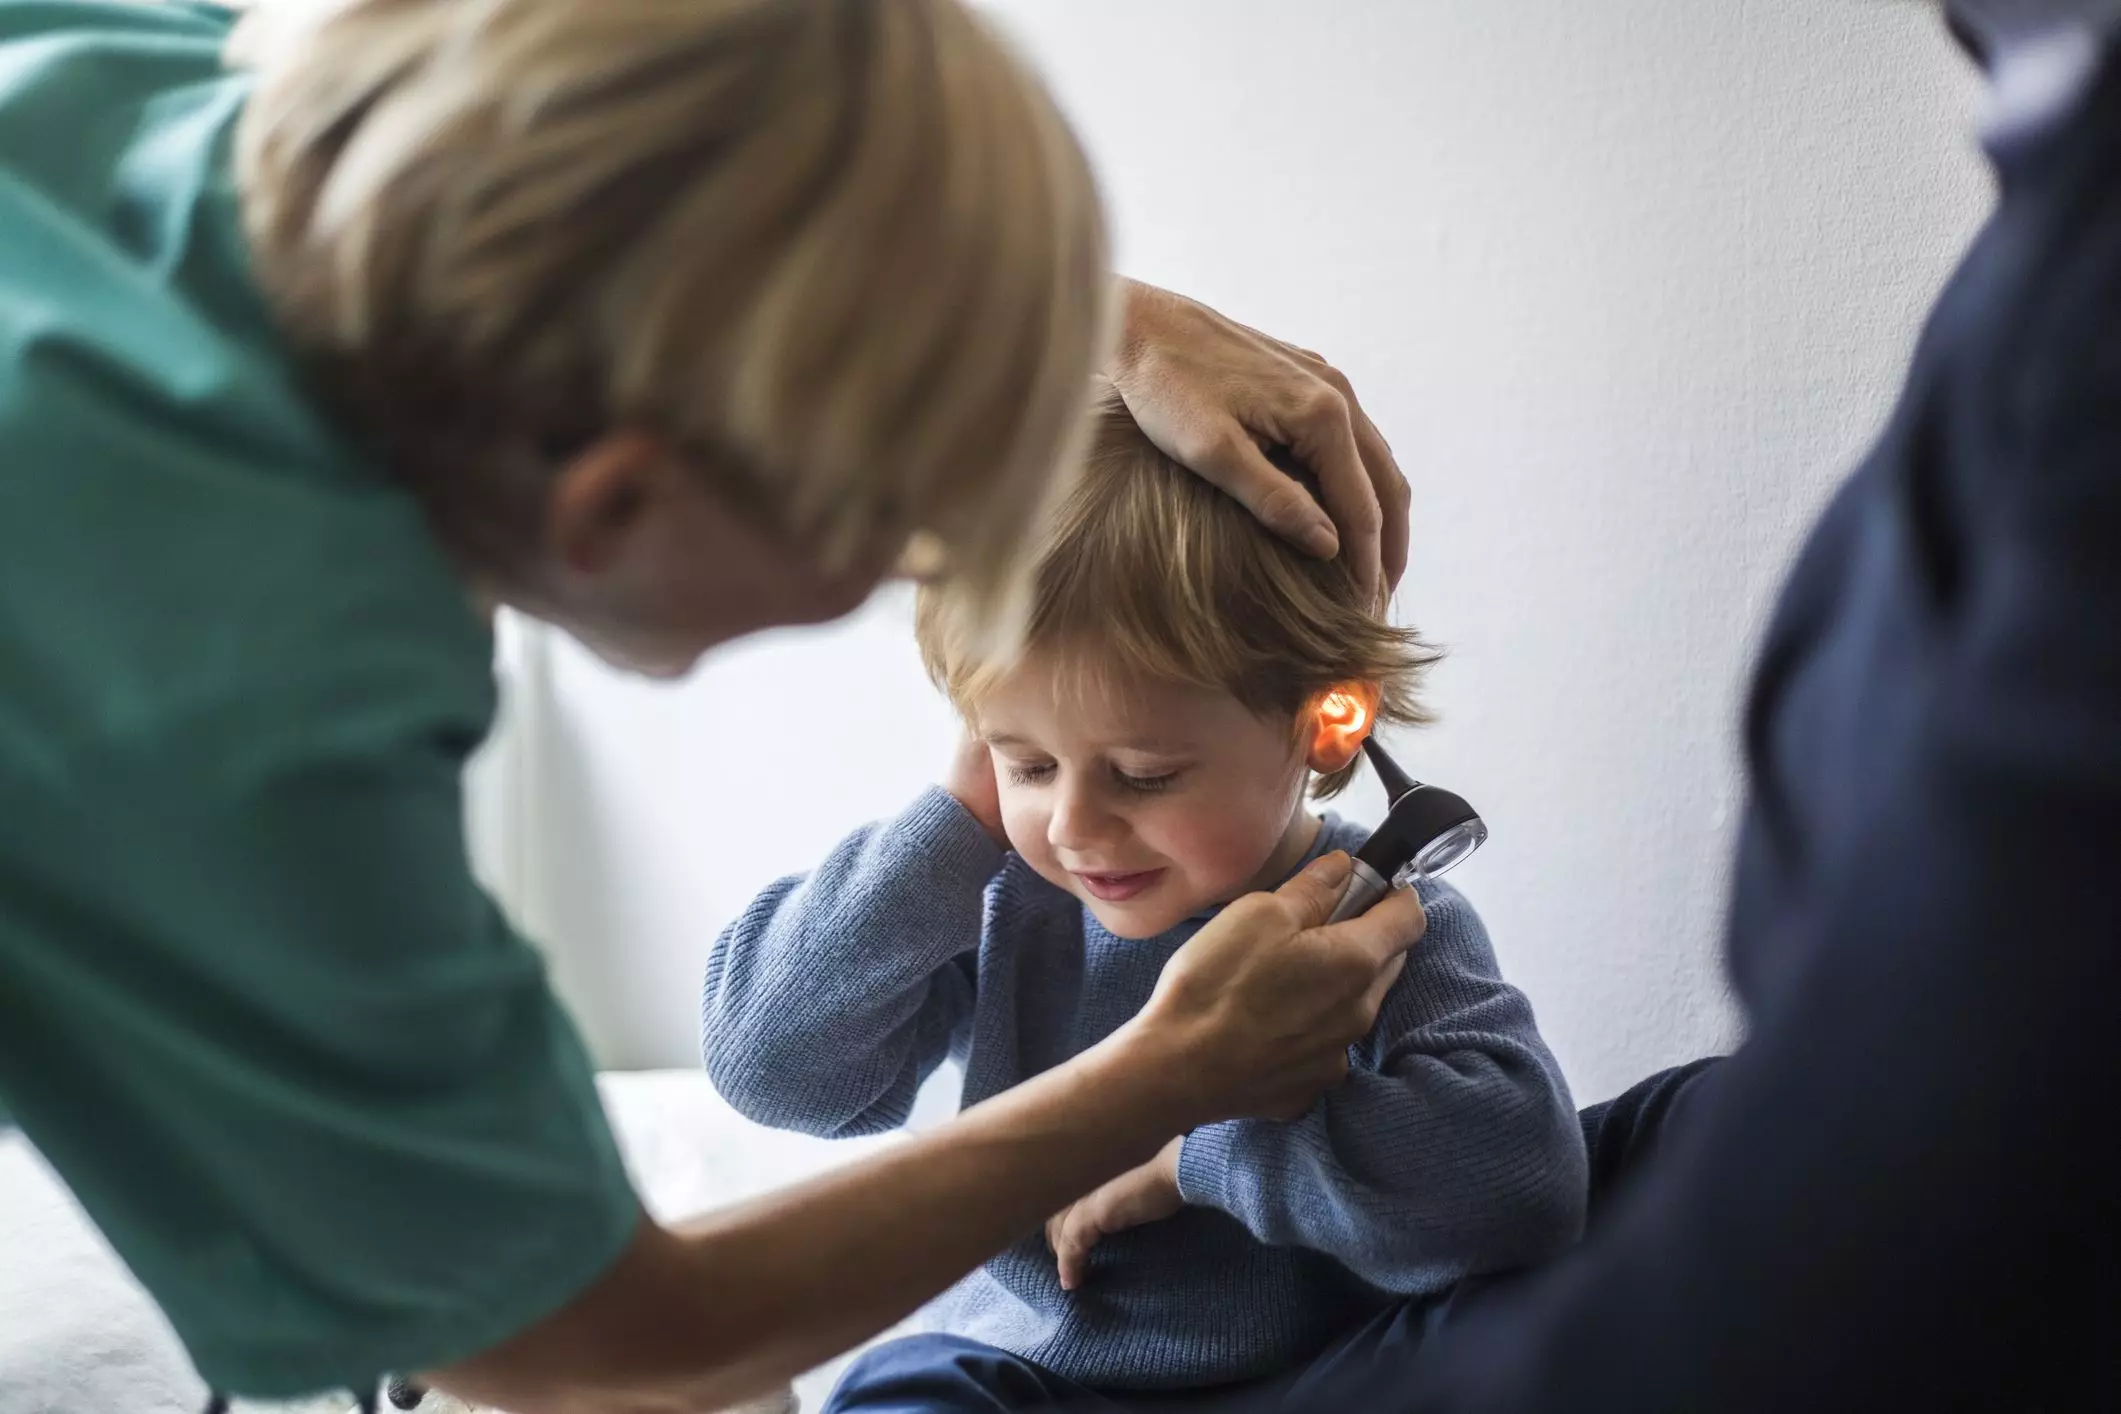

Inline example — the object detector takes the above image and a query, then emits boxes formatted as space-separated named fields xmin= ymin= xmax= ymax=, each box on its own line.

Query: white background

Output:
xmin=473 ymin=0 xmax=1995 ymax=1107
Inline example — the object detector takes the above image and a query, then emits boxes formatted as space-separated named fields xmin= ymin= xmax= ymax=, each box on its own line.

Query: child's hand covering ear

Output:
xmin=1045 ymin=1137 xmax=1187 ymax=1290
xmin=942 ymin=732 xmax=1008 ymax=847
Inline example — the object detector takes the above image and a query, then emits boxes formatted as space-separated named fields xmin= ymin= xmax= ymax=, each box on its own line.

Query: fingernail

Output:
xmin=1306 ymin=851 xmax=1351 ymax=884
xmin=1301 ymin=520 xmax=1340 ymax=557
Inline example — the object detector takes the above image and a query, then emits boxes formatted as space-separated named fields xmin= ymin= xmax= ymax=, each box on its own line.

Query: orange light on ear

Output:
xmin=1309 ymin=687 xmax=1377 ymax=774
xmin=1320 ymin=690 xmax=1369 ymax=735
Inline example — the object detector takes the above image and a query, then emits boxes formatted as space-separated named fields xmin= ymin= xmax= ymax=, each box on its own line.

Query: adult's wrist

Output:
xmin=1070 ymin=1012 xmax=1209 ymax=1149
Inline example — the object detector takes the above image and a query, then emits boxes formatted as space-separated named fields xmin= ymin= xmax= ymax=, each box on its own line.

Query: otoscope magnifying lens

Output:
xmin=1408 ymin=818 xmax=1488 ymax=882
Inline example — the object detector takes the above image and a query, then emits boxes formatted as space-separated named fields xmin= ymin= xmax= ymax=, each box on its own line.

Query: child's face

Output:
xmin=975 ymin=653 xmax=1319 ymax=938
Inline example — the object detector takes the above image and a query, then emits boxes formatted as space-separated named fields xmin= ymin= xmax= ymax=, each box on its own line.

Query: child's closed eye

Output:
xmin=999 ymin=759 xmax=1184 ymax=793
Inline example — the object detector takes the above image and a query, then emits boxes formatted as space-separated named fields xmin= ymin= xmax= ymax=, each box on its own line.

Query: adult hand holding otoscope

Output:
xmin=944 ymin=730 xmax=1447 ymax=1112
xmin=1121 ymin=734 xmax=1483 ymax=1106
xmin=1134 ymin=843 xmax=1432 ymax=1115
xmin=1327 ymin=735 xmax=1488 ymax=921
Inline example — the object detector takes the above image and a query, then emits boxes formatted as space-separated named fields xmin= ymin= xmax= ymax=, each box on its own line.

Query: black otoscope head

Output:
xmin=1362 ymin=734 xmax=1418 ymax=803
xmin=1352 ymin=737 xmax=1488 ymax=885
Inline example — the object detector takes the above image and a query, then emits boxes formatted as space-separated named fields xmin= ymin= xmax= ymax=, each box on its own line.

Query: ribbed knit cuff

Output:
xmin=1175 ymin=1122 xmax=1242 ymax=1215
xmin=898 ymin=786 xmax=1009 ymax=888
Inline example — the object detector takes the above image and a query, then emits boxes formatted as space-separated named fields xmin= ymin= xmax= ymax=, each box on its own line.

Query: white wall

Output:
xmin=482 ymin=2 xmax=1993 ymax=1105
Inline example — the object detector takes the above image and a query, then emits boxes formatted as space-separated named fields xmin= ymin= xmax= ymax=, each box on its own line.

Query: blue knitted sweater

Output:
xmin=701 ymin=789 xmax=1586 ymax=1390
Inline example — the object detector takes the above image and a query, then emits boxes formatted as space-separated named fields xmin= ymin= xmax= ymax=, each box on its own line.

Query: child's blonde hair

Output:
xmin=918 ymin=383 xmax=1437 ymax=799
xmin=229 ymin=0 xmax=1108 ymax=614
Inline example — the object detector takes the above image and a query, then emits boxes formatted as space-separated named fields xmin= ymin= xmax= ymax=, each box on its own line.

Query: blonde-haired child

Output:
xmin=703 ymin=387 xmax=1586 ymax=1410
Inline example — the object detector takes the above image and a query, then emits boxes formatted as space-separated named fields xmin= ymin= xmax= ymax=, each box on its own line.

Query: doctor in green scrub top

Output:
xmin=0 ymin=2 xmax=1421 ymax=1409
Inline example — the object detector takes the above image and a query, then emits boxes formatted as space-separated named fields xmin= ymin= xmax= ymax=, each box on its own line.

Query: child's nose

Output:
xmin=1047 ymin=780 xmax=1121 ymax=852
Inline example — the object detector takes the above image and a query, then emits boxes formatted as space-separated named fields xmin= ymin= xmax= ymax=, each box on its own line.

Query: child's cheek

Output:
xmin=998 ymin=791 xmax=1054 ymax=868
xmin=1148 ymin=802 xmax=1288 ymax=896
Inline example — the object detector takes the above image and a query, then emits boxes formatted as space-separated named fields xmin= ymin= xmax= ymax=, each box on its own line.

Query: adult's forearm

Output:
xmin=431 ymin=1026 xmax=1191 ymax=1414
xmin=437 ymin=851 xmax=1423 ymax=1412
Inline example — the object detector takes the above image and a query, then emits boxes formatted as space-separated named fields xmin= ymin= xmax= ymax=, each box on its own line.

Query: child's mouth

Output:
xmin=1073 ymin=868 xmax=1166 ymax=902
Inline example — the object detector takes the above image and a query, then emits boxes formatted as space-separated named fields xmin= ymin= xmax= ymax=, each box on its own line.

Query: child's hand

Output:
xmin=1045 ymin=1137 xmax=1186 ymax=1290
xmin=943 ymin=731 xmax=1008 ymax=847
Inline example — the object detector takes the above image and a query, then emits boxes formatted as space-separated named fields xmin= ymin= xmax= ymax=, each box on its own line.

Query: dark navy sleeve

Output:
xmin=1368 ymin=17 xmax=2121 ymax=1414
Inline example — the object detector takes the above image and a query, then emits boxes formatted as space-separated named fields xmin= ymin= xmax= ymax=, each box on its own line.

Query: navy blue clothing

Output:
xmin=822 ymin=1292 xmax=1487 ymax=1414
xmin=1573 ymin=1058 xmax=1723 ymax=1229
xmin=1297 ymin=8 xmax=2121 ymax=1412
xmin=822 ymin=1335 xmax=1243 ymax=1414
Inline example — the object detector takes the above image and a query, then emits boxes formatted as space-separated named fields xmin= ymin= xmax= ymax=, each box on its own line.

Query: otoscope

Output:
xmin=1325 ymin=736 xmax=1488 ymax=923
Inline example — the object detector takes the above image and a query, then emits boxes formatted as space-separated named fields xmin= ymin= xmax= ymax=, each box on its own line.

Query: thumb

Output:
xmin=1273 ymin=850 xmax=1354 ymax=929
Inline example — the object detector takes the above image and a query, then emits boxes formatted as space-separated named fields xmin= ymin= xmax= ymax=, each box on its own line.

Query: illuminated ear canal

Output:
xmin=1309 ymin=686 xmax=1378 ymax=773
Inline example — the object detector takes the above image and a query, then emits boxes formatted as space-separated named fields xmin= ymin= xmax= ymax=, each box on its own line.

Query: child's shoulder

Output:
xmin=1316 ymin=812 xmax=1374 ymax=860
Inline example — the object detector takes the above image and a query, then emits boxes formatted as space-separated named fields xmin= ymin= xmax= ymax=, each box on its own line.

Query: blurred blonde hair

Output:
xmin=918 ymin=383 xmax=1437 ymax=799
xmin=228 ymin=0 xmax=1109 ymax=617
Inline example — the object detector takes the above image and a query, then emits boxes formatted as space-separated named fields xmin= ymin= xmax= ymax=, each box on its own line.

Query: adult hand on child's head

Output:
xmin=942 ymin=731 xmax=1008 ymax=847
xmin=1046 ymin=1137 xmax=1185 ymax=1291
xmin=1130 ymin=851 xmax=1426 ymax=1127
xmin=1109 ymin=279 xmax=1411 ymax=610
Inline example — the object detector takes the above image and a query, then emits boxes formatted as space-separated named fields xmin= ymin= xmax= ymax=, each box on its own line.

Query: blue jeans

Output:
xmin=822 ymin=1279 xmax=1512 ymax=1413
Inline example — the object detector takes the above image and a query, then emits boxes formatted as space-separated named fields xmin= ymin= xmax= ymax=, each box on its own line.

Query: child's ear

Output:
xmin=1305 ymin=684 xmax=1381 ymax=774
xmin=547 ymin=429 xmax=670 ymax=576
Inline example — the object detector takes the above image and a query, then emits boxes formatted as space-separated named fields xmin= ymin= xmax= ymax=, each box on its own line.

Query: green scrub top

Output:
xmin=0 ymin=0 xmax=639 ymax=1397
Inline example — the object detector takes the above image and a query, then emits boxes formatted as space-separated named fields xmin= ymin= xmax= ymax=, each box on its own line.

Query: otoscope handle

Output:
xmin=1324 ymin=858 xmax=1395 ymax=924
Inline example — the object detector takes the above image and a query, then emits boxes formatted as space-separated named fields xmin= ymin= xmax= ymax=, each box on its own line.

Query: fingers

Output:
xmin=1044 ymin=1210 xmax=1072 ymax=1287
xmin=1360 ymin=950 xmax=1408 ymax=1019
xmin=1047 ymin=1159 xmax=1183 ymax=1291
xmin=1048 ymin=1203 xmax=1103 ymax=1291
xmin=1278 ymin=384 xmax=1385 ymax=606
xmin=1271 ymin=851 xmax=1356 ymax=930
xmin=942 ymin=731 xmax=1007 ymax=846
xmin=1353 ymin=408 xmax=1411 ymax=598
xmin=1186 ymin=431 xmax=1342 ymax=559
xmin=1280 ymin=347 xmax=1408 ymax=605
xmin=1113 ymin=288 xmax=1399 ymax=600
xmin=1319 ymin=883 xmax=1428 ymax=973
